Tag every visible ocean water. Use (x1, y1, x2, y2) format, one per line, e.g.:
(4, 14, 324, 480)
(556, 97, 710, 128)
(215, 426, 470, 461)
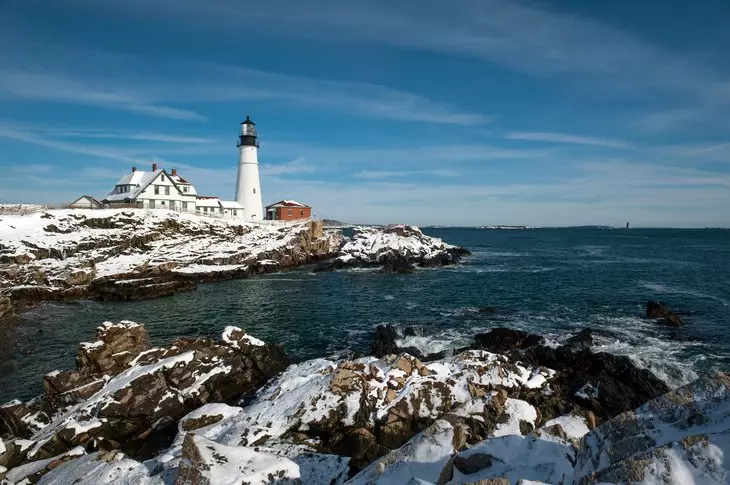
(2, 227, 729, 403)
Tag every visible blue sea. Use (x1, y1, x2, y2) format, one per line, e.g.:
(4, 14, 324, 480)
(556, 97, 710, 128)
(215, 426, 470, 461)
(2, 227, 729, 403)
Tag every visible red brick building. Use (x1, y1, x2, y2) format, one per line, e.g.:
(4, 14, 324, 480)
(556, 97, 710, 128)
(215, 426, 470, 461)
(265, 200, 312, 221)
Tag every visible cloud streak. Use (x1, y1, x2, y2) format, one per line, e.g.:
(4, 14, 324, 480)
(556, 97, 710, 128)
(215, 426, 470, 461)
(504, 132, 635, 150)
(0, 68, 206, 121)
(0, 50, 489, 126)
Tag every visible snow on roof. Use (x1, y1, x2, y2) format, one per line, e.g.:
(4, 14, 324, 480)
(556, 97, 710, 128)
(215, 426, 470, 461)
(195, 197, 221, 208)
(266, 200, 309, 209)
(219, 200, 244, 209)
(169, 174, 190, 185)
(105, 171, 159, 202)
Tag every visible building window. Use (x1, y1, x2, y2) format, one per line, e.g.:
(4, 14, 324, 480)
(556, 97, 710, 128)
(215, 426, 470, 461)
(155, 186, 160, 195)
(183, 186, 188, 193)
(165, 186, 170, 195)
(182, 202, 188, 210)
(300, 210, 305, 215)
(160, 200, 165, 206)
(288, 209, 292, 216)
(149, 200, 155, 209)
(232, 210, 236, 216)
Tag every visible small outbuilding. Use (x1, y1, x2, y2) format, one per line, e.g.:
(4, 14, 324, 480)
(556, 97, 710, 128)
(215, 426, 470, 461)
(69, 195, 102, 209)
(265, 200, 311, 221)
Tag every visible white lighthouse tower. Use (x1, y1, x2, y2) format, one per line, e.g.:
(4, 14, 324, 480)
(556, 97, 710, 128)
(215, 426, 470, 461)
(235, 116, 263, 220)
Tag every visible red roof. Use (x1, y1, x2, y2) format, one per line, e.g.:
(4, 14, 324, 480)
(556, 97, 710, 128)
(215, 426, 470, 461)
(266, 200, 310, 209)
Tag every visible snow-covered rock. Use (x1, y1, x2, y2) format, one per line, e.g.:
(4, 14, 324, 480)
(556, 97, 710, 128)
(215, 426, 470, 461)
(0, 209, 340, 315)
(2, 446, 85, 484)
(171, 349, 554, 476)
(176, 434, 301, 485)
(572, 371, 730, 484)
(328, 224, 469, 271)
(5, 321, 730, 484)
(0, 322, 289, 480)
(37, 450, 162, 485)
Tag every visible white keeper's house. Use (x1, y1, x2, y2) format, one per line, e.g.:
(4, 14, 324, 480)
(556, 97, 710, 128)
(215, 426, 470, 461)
(102, 162, 245, 218)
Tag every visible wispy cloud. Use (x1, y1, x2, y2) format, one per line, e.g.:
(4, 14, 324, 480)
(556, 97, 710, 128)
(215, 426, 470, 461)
(0, 50, 489, 126)
(0, 125, 136, 162)
(634, 109, 708, 134)
(97, 0, 730, 134)
(261, 158, 318, 176)
(0, 68, 206, 121)
(108, 0, 730, 103)
(678, 142, 730, 157)
(48, 130, 217, 144)
(355, 169, 460, 179)
(505, 132, 635, 150)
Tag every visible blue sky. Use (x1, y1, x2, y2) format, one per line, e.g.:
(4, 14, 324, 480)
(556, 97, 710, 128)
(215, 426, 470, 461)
(1, 0, 729, 227)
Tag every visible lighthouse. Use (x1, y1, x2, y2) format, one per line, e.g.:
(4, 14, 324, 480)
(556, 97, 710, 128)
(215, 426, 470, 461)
(235, 116, 263, 220)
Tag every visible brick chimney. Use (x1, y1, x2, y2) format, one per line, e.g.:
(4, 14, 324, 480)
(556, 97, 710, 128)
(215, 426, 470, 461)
(132, 166, 137, 172)
(152, 163, 158, 171)
(172, 168, 177, 176)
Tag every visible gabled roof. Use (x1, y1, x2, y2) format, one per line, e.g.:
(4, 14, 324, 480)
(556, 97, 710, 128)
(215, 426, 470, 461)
(104, 168, 197, 202)
(266, 200, 310, 209)
(71, 195, 102, 206)
(169, 174, 191, 185)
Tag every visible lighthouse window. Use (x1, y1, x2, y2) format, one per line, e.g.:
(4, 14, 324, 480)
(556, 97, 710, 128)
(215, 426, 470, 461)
(253, 188, 256, 194)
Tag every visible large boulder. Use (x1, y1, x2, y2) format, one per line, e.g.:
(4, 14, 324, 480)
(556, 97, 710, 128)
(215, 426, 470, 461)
(474, 328, 545, 353)
(75, 321, 152, 374)
(35, 450, 162, 485)
(1, 322, 290, 475)
(371, 324, 400, 357)
(176, 434, 301, 485)
(573, 371, 730, 484)
(646, 300, 684, 326)
(332, 225, 469, 270)
(196, 348, 554, 473)
(511, 328, 670, 424)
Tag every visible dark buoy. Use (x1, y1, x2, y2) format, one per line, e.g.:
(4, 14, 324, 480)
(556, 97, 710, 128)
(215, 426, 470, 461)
(626, 221, 630, 229)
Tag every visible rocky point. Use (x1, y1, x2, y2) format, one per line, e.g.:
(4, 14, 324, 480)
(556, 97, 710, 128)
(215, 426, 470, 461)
(2, 321, 727, 484)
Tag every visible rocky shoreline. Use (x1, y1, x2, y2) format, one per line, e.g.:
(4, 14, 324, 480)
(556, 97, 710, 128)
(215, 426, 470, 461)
(1, 320, 728, 484)
(0, 210, 469, 319)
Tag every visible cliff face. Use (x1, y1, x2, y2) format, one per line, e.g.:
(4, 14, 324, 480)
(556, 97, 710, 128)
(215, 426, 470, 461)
(0, 210, 341, 317)
(0, 212, 471, 319)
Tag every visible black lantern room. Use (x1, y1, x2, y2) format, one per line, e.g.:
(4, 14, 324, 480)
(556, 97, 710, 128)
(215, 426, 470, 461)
(237, 116, 259, 148)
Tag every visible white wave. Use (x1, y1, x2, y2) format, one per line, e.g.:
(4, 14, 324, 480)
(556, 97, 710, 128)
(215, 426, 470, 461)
(383, 295, 395, 301)
(640, 281, 729, 306)
(395, 332, 471, 356)
(574, 245, 608, 256)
